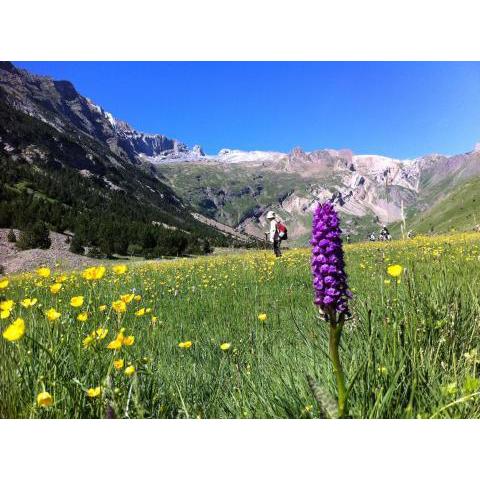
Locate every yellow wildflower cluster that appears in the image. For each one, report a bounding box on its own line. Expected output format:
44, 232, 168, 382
107, 328, 135, 350
82, 266, 106, 281
83, 328, 109, 348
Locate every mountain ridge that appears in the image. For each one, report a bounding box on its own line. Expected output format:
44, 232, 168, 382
0, 61, 256, 257
154, 144, 480, 242
2, 61, 480, 244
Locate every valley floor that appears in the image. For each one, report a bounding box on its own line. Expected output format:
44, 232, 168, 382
1, 232, 480, 418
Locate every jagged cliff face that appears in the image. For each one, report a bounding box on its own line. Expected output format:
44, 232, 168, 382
0, 62, 203, 166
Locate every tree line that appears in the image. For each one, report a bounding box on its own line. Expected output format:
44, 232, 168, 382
0, 155, 233, 258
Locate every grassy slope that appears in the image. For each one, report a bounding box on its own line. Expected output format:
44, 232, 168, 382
390, 176, 480, 236
156, 162, 308, 223
3, 233, 480, 418
413, 176, 480, 233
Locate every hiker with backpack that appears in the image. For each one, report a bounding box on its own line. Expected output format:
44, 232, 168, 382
379, 225, 391, 241
266, 211, 287, 257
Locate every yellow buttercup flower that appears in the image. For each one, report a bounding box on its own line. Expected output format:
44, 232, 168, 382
0, 300, 15, 312
82, 266, 106, 281
87, 387, 101, 398
258, 313, 267, 322
95, 328, 108, 339
70, 296, 84, 308
107, 328, 135, 349
120, 293, 134, 304
2, 318, 25, 342
302, 404, 313, 414
36, 267, 51, 278
112, 300, 126, 313
113, 359, 124, 370
124, 365, 135, 376
107, 338, 123, 350
112, 264, 127, 275
82, 335, 94, 348
1, 310, 10, 320
55, 274, 67, 283
0, 278, 9, 289
37, 391, 53, 407
135, 308, 145, 317
220, 342, 231, 351
20, 298, 37, 308
99, 305, 107, 312
134, 295, 142, 302
178, 341, 192, 349
46, 308, 61, 322
77, 312, 88, 322
387, 264, 403, 278
50, 283, 62, 294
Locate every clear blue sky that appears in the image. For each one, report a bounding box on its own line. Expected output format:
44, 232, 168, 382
14, 62, 480, 158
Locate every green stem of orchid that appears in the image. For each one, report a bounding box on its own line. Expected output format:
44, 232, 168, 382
329, 317, 347, 418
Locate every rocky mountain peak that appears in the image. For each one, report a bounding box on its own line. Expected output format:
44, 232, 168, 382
192, 145, 205, 156
289, 146, 306, 160
0, 62, 201, 166
0, 61, 18, 74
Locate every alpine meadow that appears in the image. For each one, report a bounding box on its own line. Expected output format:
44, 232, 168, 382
2, 232, 480, 419
2, 61, 480, 419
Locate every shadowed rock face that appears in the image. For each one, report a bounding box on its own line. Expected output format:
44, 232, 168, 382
0, 62, 226, 241
0, 62, 201, 165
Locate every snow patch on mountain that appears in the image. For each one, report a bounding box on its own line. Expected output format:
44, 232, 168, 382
352, 154, 402, 171
212, 149, 285, 163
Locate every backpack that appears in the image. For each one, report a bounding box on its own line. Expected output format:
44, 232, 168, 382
276, 222, 288, 240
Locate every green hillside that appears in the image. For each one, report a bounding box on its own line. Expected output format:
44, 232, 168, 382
0, 97, 232, 257
391, 176, 480, 236
156, 161, 349, 242
156, 161, 309, 224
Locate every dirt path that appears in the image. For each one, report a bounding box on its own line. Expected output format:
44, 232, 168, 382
0, 229, 118, 274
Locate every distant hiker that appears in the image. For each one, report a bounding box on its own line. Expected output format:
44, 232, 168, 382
369, 232, 376, 242
407, 229, 415, 239
382, 226, 392, 241
379, 225, 391, 241
346, 234, 351, 244
266, 211, 287, 257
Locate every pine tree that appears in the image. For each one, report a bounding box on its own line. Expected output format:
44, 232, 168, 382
69, 235, 85, 255
17, 221, 51, 250
203, 238, 212, 254
7, 229, 16, 243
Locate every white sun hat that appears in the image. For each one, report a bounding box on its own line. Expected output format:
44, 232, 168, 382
266, 211, 276, 219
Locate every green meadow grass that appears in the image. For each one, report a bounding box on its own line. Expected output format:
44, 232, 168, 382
1, 232, 480, 418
